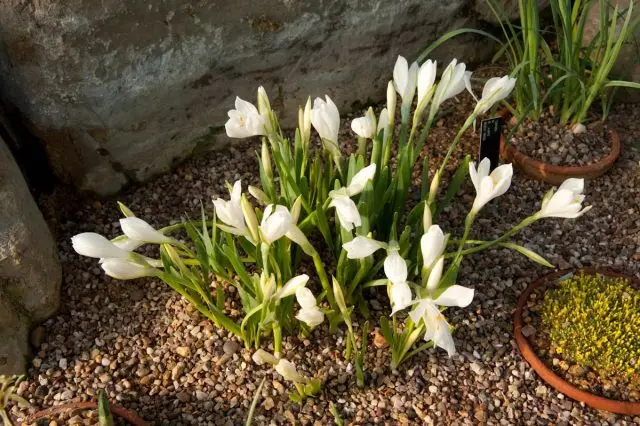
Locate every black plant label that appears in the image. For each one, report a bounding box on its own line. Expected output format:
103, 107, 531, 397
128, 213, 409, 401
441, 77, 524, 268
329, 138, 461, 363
479, 117, 502, 171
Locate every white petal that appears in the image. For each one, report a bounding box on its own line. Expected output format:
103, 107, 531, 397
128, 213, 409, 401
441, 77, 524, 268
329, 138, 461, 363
275, 359, 304, 383
384, 251, 408, 284
426, 257, 444, 291
296, 307, 325, 327
295, 287, 317, 310
390, 281, 413, 314
329, 196, 361, 232
434, 285, 475, 307
101, 259, 156, 280
252, 349, 277, 365
277, 274, 309, 299
347, 164, 376, 195
343, 236, 385, 259
558, 178, 584, 194
120, 218, 172, 244
259, 205, 293, 244
418, 60, 437, 102
377, 108, 389, 135
72, 233, 129, 259
393, 56, 409, 97
421, 225, 445, 270
433, 317, 456, 357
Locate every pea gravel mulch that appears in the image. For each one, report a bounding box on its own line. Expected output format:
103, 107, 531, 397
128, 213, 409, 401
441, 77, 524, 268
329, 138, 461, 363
8, 97, 640, 426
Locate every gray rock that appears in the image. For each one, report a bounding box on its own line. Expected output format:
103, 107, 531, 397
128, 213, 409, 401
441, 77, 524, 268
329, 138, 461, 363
0, 137, 61, 374
0, 138, 61, 322
0, 296, 30, 375
1, 0, 502, 195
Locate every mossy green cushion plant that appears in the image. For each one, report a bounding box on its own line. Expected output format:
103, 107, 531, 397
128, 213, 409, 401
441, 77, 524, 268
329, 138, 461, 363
540, 273, 640, 384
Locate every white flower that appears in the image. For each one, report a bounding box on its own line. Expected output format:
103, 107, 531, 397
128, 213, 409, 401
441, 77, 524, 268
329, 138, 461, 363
260, 205, 294, 244
275, 359, 305, 383
469, 158, 513, 213
409, 263, 475, 357
432, 59, 471, 112
384, 250, 408, 284
225, 97, 268, 138
101, 258, 158, 280
329, 193, 361, 232
252, 349, 278, 366
213, 180, 248, 236
119, 218, 172, 244
389, 280, 413, 314
295, 287, 325, 327
418, 59, 437, 105
328, 165, 375, 232
393, 56, 419, 109
420, 225, 446, 270
345, 164, 376, 196
538, 178, 592, 219
472, 76, 517, 115
342, 236, 386, 259
310, 95, 340, 143
384, 250, 413, 313
275, 274, 309, 299
72, 233, 130, 259
377, 108, 389, 137
351, 107, 377, 139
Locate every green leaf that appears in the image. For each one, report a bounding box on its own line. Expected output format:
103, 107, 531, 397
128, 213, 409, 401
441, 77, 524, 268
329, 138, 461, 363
117, 201, 136, 218
500, 242, 554, 268
245, 377, 266, 426
436, 155, 470, 218
98, 391, 114, 426
330, 402, 344, 426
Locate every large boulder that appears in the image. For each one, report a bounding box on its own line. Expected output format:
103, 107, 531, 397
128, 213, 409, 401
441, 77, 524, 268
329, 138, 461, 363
1, 0, 502, 195
0, 137, 61, 374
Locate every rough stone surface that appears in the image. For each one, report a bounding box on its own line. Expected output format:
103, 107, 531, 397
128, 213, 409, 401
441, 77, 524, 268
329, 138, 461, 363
584, 0, 640, 102
1, 0, 502, 195
0, 295, 30, 375
0, 137, 61, 373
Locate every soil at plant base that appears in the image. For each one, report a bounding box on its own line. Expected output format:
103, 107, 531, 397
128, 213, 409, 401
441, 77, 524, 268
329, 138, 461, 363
7, 78, 640, 425
520, 276, 640, 404
507, 111, 610, 166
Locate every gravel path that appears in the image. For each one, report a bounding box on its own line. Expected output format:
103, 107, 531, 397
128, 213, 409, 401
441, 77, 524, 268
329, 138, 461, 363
9, 98, 640, 426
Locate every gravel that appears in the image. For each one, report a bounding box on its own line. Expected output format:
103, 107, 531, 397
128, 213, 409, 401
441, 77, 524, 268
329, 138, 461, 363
508, 110, 611, 166
7, 95, 640, 425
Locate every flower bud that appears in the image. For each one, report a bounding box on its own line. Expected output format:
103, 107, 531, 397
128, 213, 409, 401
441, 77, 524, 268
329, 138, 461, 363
428, 170, 440, 204
386, 80, 396, 124
71, 233, 130, 259
120, 218, 172, 244
241, 195, 261, 243
252, 349, 278, 366
261, 140, 273, 179
101, 258, 158, 280
275, 359, 304, 383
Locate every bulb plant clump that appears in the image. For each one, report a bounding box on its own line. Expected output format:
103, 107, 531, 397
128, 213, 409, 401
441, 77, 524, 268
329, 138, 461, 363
540, 273, 640, 384
72, 55, 592, 399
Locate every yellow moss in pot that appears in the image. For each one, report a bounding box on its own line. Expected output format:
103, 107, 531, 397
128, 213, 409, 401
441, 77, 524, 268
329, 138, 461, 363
540, 273, 640, 384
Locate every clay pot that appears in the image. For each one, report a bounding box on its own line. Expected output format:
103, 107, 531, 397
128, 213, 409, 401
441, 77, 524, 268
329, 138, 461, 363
514, 268, 640, 415
498, 113, 621, 185
26, 401, 148, 425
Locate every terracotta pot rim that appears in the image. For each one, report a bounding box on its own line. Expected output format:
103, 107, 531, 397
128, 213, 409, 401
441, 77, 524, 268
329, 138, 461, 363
26, 400, 149, 425
514, 267, 640, 415
498, 110, 621, 184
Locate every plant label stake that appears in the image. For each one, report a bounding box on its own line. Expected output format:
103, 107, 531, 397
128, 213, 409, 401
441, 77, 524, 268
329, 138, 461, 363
479, 117, 502, 171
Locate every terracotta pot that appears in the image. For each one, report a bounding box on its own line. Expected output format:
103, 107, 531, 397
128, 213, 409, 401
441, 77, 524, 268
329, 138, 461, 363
26, 401, 149, 425
498, 113, 621, 185
514, 268, 640, 415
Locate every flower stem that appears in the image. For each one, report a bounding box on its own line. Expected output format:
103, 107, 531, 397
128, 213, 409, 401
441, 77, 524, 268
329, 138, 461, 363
456, 215, 538, 257
312, 252, 337, 309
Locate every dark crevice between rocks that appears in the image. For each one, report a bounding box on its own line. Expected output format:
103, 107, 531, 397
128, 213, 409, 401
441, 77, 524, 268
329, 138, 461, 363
0, 101, 58, 196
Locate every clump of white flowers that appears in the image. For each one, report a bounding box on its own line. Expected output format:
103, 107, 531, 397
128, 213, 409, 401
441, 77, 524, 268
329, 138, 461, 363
72, 55, 591, 398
